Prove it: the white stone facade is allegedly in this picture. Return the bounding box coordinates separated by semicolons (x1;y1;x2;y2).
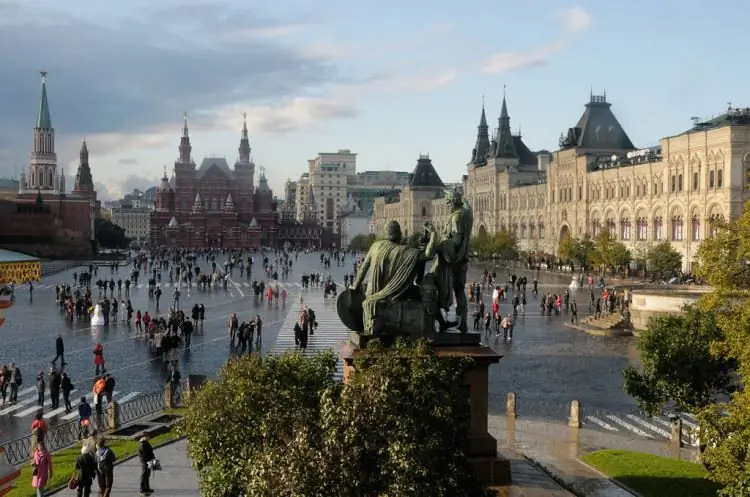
111;205;151;247
372;95;750;271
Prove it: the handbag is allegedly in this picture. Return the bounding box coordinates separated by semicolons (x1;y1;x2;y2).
68;475;79;490
148;458;162;471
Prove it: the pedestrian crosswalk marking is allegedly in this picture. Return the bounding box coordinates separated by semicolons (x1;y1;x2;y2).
605;415;654;439
272;292;349;379
584;415;618;432
625;414;671;439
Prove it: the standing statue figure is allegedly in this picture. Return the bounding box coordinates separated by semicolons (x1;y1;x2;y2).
348;220;437;335
430;190;473;333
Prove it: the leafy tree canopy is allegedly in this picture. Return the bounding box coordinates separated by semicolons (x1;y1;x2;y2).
349;233;377;252
559;233;595;268
180;343;487;497
94;218;130;249
591;230;631;271
687;204;750;493
469;229;518;260
623;305;734;417
646;241;682;281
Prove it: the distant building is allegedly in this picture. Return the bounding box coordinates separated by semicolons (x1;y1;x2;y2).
1;72;100;259
150;114;277;248
110;203;151;247
339;211;371;248
294;150;357;232
284;179;297;209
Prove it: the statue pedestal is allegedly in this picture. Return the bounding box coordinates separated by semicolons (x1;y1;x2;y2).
340;336;511;487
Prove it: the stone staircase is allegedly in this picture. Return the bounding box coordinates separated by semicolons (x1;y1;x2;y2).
566;313;633;337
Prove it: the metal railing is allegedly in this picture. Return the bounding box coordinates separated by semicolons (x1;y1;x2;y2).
0;382;182;466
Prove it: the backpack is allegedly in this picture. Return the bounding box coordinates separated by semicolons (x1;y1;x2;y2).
96;448;111;472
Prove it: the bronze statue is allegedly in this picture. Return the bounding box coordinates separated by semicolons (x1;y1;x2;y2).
429;190;473;333
347;220;437;335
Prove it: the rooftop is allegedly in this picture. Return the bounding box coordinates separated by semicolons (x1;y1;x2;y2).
670;106;750;137
0;248;39;263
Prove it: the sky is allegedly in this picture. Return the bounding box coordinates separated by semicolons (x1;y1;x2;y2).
0;0;746;200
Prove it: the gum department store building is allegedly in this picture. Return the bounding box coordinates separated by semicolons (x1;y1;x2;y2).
372;92;750;271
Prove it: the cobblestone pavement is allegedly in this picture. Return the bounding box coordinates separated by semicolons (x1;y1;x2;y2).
3;255;661;448
0;252;333;442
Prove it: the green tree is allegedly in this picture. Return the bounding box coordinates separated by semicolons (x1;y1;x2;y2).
623;305;734;416
592;230;631;275
349;234;377;252
489;229;518;260
559;234;595;269
646;241;682;281
180;344;486;497
94;218;130;249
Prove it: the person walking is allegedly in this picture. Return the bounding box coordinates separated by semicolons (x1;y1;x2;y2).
77;396;92;440
31;441;53;497
138;435;155;496
61;373;74;413
93;343;105;375
95;438;116;497
74;445;97;497
51;334;66;367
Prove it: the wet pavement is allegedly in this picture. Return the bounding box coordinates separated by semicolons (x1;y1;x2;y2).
0;252;329;442
1;255;649;446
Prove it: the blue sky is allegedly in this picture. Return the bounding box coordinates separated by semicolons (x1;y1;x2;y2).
0;0;745;199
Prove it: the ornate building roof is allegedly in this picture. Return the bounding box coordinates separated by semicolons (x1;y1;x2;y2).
409;155;444;188
470;104;491;165
36;72;51;130
560;93;635;151
196;157;233;180
73;140;94;193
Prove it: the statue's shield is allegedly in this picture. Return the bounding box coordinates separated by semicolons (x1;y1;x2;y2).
337;288;365;332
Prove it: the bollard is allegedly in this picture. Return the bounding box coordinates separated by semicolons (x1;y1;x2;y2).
670;416;684;448
506;392;517;418
164;383;174;409
107;400;120;430
568;400;581;428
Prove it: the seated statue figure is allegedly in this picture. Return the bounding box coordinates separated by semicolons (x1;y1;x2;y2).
348;220;437;336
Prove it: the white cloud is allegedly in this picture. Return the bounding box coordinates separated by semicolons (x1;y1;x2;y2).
481;7;592;74
298;43;356;61
223;24;307;40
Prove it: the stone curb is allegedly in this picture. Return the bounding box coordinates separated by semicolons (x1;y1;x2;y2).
575;458;643;497
45;434;186;495
563;323;634;337
521;452;637;497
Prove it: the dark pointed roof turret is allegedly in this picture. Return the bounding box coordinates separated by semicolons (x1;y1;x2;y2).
409;154;444;188
471;99;491;165
490;91;518;159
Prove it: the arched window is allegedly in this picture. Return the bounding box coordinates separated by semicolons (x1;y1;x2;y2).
709;170;715;189
620;218;631;240
653;217;663;240
717;169;724;188
636;218;648;241
671;216;683;241
691;215;700;241
592;219;601;236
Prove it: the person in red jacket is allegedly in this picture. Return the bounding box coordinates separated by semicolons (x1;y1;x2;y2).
93;343;105;375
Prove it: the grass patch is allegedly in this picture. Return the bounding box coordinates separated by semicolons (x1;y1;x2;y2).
581;449;721;497
7;429;181;497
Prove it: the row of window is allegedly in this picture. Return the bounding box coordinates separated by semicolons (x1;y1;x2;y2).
562;169;724;204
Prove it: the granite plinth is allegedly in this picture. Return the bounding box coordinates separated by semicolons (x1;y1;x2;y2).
340;340;510;487
348;330;482;349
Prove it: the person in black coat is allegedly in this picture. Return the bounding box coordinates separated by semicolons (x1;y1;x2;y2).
138;435;155;495
75;445;97;497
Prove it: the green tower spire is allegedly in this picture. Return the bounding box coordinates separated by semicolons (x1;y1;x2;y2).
36;71;52;129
